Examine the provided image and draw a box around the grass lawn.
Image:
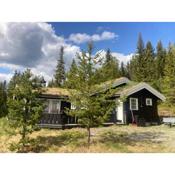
[1,118,175,153]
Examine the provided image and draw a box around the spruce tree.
[99,49,120,82]
[119,61,127,77]
[64,59,78,89]
[125,62,131,79]
[151,41,166,91]
[156,41,166,79]
[162,44,175,112]
[129,57,136,81]
[137,33,145,56]
[144,41,155,82]
[129,34,156,83]
[130,33,145,81]
[105,48,113,63]
[54,46,65,87]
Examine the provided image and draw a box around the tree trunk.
[87,127,91,148]
[22,111,27,147]
[22,124,26,147]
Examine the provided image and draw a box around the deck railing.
[39,113,77,125]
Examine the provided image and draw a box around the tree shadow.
[20,129,167,153]
[29,131,86,152]
[99,130,166,149]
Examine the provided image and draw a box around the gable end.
[120,82,166,101]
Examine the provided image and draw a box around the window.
[43,100,49,113]
[49,100,61,114]
[146,98,152,106]
[130,98,138,110]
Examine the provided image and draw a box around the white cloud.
[68,31,118,44]
[112,52,134,65]
[0,73,13,82]
[96,26,111,32]
[0,23,80,82]
[101,31,117,40]
[95,50,133,65]
[0,23,131,83]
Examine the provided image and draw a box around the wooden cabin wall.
[39,96,77,126]
[124,89,159,124]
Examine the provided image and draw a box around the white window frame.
[130,98,138,111]
[146,98,152,106]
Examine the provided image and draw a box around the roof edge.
[121,82,166,101]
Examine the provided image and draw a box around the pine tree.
[64,59,78,89]
[8,70,21,96]
[7,69,44,152]
[67,43,116,146]
[162,44,175,111]
[0,81,7,117]
[54,46,65,87]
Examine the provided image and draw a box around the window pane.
[146,98,152,106]
[52,101,57,113]
[50,100,61,114]
[130,98,138,110]
[43,100,49,113]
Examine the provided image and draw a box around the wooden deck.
[39,113,78,128]
[39,113,117,129]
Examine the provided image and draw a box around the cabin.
[38,77,166,128]
[39,88,77,128]
[110,78,166,126]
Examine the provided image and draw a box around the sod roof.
[42,87,70,96]
[41,77,165,101]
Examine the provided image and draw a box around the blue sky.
[1,22,175,82]
[49,22,175,54]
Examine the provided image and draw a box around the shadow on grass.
[19,129,166,153]
[29,131,86,152]
[99,130,165,152]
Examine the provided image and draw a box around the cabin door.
[117,101,124,123]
